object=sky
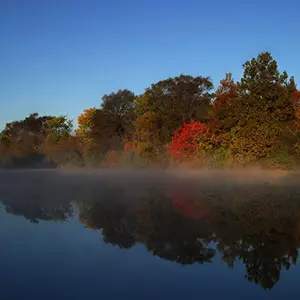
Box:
[0,0,299,130]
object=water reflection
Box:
[1,170,300,290]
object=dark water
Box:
[1,169,300,299]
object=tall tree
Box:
[229,52,295,164]
[77,108,98,144]
[209,73,238,134]
[77,107,122,164]
[0,113,54,164]
[39,116,80,167]
[133,92,165,160]
[101,89,136,140]
[135,92,152,117]
[144,75,213,144]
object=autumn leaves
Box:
[0,52,299,168]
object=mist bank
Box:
[1,166,299,187]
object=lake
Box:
[1,169,300,299]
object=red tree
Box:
[168,120,213,160]
[209,73,238,133]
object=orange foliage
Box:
[209,73,238,132]
[77,108,97,137]
[135,111,158,140]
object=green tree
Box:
[229,52,295,165]
[0,113,55,167]
[135,92,152,117]
[39,116,81,167]
[77,108,116,164]
[101,89,136,141]
[145,75,213,145]
[209,73,238,134]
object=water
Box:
[1,169,300,299]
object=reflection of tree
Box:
[3,199,72,223]
[79,200,136,249]
[76,178,300,289]
[0,171,74,222]
[169,186,212,220]
[2,171,300,290]
[136,192,216,264]
[77,183,137,249]
[216,231,298,289]
[77,184,216,264]
[208,185,300,290]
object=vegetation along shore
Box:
[1,52,300,170]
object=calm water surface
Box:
[1,170,300,299]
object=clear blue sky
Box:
[1,0,299,130]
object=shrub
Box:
[168,121,219,165]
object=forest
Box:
[1,52,300,169]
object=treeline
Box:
[1,52,300,169]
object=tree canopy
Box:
[0,52,299,169]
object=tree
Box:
[228,52,296,164]
[209,73,238,134]
[39,116,81,167]
[45,116,73,137]
[134,111,165,160]
[168,120,219,166]
[135,92,152,117]
[0,113,52,152]
[101,89,136,140]
[292,91,300,127]
[289,91,300,160]
[132,92,166,161]
[287,76,297,94]
[145,75,213,145]
[0,113,55,167]
[77,108,123,165]
[77,108,97,144]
